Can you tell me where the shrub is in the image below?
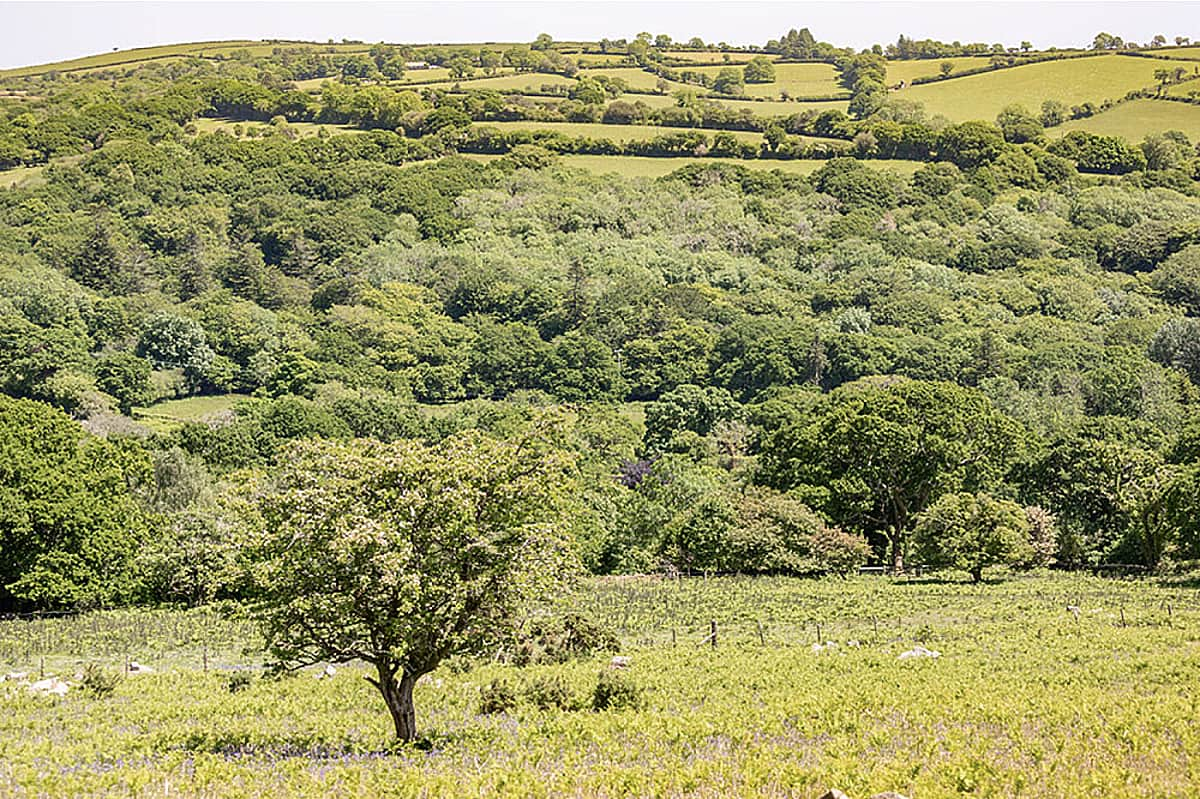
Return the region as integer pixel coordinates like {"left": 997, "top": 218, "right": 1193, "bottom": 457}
{"left": 509, "top": 613, "right": 620, "bottom": 666}
{"left": 479, "top": 678, "right": 518, "bottom": 714}
{"left": 593, "top": 669, "right": 642, "bottom": 711}
{"left": 525, "top": 674, "right": 575, "bottom": 711}
{"left": 225, "top": 672, "right": 254, "bottom": 693}
{"left": 80, "top": 663, "right": 121, "bottom": 698}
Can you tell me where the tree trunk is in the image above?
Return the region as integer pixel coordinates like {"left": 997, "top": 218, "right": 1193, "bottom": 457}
{"left": 373, "top": 664, "right": 419, "bottom": 742}
{"left": 890, "top": 538, "right": 904, "bottom": 574}
{"left": 970, "top": 566, "right": 983, "bottom": 583}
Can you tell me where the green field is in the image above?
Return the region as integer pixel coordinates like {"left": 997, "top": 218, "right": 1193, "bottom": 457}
{"left": 585, "top": 66, "right": 698, "bottom": 94}
{"left": 0, "top": 164, "right": 47, "bottom": 189}
{"left": 427, "top": 72, "right": 578, "bottom": 92}
{"left": 1151, "top": 46, "right": 1200, "bottom": 60}
{"left": 899, "top": 53, "right": 1197, "bottom": 121}
{"left": 1050, "top": 98, "right": 1200, "bottom": 139}
{"left": 131, "top": 394, "right": 249, "bottom": 432}
{"left": 548, "top": 154, "right": 924, "bottom": 178}
{"left": 192, "top": 117, "right": 361, "bottom": 138}
{"left": 884, "top": 56, "right": 996, "bottom": 84}
{"left": 691, "top": 62, "right": 844, "bottom": 99}
{"left": 2, "top": 573, "right": 1197, "bottom": 798}
{"left": 708, "top": 97, "right": 851, "bottom": 117}
{"left": 472, "top": 120, "right": 764, "bottom": 144}
{"left": 663, "top": 50, "right": 779, "bottom": 64}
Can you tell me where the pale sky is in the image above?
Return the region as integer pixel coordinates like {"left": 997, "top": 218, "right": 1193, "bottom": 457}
{"left": 3, "top": 1, "right": 1199, "bottom": 70}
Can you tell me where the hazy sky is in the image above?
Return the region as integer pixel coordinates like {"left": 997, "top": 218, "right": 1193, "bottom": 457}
{"left": 4, "top": 1, "right": 1199, "bottom": 70}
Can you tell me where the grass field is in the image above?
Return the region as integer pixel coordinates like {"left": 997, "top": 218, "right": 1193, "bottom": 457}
{"left": 662, "top": 50, "right": 779, "bottom": 64}
{"left": 0, "top": 164, "right": 47, "bottom": 189}
{"left": 2, "top": 573, "right": 1198, "bottom": 797}
{"left": 131, "top": 394, "right": 248, "bottom": 432}
{"left": 548, "top": 154, "right": 924, "bottom": 178}
{"left": 426, "top": 72, "right": 578, "bottom": 92}
{"left": 690, "top": 62, "right": 844, "bottom": 99}
{"left": 192, "top": 117, "right": 361, "bottom": 138}
{"left": 1151, "top": 46, "right": 1200, "bottom": 60}
{"left": 585, "top": 66, "right": 699, "bottom": 94}
{"left": 1050, "top": 98, "right": 1200, "bottom": 139}
{"left": 884, "top": 56, "right": 996, "bottom": 85}
{"left": 708, "top": 97, "right": 851, "bottom": 117}
{"left": 898, "top": 53, "right": 1198, "bottom": 121}
{"left": 1164, "top": 75, "right": 1200, "bottom": 96}
{"left": 472, "top": 120, "right": 765, "bottom": 144}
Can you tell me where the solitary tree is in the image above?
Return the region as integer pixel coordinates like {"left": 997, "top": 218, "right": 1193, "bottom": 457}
{"left": 245, "top": 427, "right": 578, "bottom": 741}
{"left": 914, "top": 492, "right": 1032, "bottom": 582}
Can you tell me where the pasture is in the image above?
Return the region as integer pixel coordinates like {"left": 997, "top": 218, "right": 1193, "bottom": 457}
{"left": 897, "top": 54, "right": 1196, "bottom": 121}
{"left": 426, "top": 72, "right": 578, "bottom": 92}
{"left": 1050, "top": 99, "right": 1200, "bottom": 140}
{"left": 470, "top": 120, "right": 765, "bottom": 144}
{"left": 691, "top": 62, "right": 844, "bottom": 99}
{"left": 1, "top": 573, "right": 1197, "bottom": 798}
{"left": 548, "top": 154, "right": 924, "bottom": 178}
{"left": 585, "top": 66, "right": 698, "bottom": 93}
{"left": 884, "top": 56, "right": 996, "bottom": 85}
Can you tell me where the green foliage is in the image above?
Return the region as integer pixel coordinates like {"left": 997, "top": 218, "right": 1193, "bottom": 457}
{"left": 244, "top": 423, "right": 579, "bottom": 739}
{"left": 79, "top": 662, "right": 121, "bottom": 698}
{"left": 478, "top": 678, "right": 518, "bottom": 714}
{"left": 759, "top": 380, "right": 1024, "bottom": 570}
{"left": 914, "top": 491, "right": 1033, "bottom": 581}
{"left": 524, "top": 673, "right": 576, "bottom": 711}
{"left": 592, "top": 668, "right": 641, "bottom": 711}
{"left": 0, "top": 396, "right": 153, "bottom": 609}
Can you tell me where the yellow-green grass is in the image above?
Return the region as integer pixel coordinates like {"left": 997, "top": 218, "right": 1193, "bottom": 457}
{"left": 1151, "top": 46, "right": 1200, "bottom": 59}
{"left": 426, "top": 73, "right": 578, "bottom": 92}
{"left": 884, "top": 56, "right": 997, "bottom": 84}
{"left": 471, "top": 120, "right": 763, "bottom": 144}
{"left": 0, "top": 164, "right": 47, "bottom": 189}
{"left": 689, "top": 62, "right": 843, "bottom": 99}
{"left": 1049, "top": 98, "right": 1200, "bottom": 140}
{"left": 897, "top": 53, "right": 1198, "bottom": 121}
{"left": 552, "top": 154, "right": 923, "bottom": 178}
{"left": 131, "top": 393, "right": 248, "bottom": 432}
{"left": 192, "top": 117, "right": 361, "bottom": 138}
{"left": 662, "top": 50, "right": 779, "bottom": 64}
{"left": 616, "top": 92, "right": 678, "bottom": 108}
{"left": 708, "top": 97, "right": 851, "bottom": 117}
{"left": 576, "top": 53, "right": 632, "bottom": 66}
{"left": 7, "top": 574, "right": 1193, "bottom": 797}
{"left": 585, "top": 66, "right": 697, "bottom": 93}
{"left": 1165, "top": 75, "right": 1200, "bottom": 96}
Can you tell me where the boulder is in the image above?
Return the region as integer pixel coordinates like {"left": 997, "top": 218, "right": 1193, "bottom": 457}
{"left": 897, "top": 645, "right": 940, "bottom": 660}
{"left": 870, "top": 793, "right": 911, "bottom": 799}
{"left": 610, "top": 656, "right": 631, "bottom": 668}
{"left": 819, "top": 790, "right": 852, "bottom": 799}
{"left": 128, "top": 661, "right": 154, "bottom": 674}
{"left": 28, "top": 677, "right": 69, "bottom": 696}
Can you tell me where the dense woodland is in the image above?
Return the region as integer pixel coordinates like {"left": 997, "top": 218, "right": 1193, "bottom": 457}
{"left": 6, "top": 30, "right": 1200, "bottom": 611}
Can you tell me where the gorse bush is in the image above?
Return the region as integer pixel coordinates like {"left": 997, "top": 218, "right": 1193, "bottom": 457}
{"left": 478, "top": 678, "right": 518, "bottom": 715}
{"left": 79, "top": 663, "right": 121, "bottom": 698}
{"left": 592, "top": 669, "right": 642, "bottom": 711}
{"left": 524, "top": 674, "right": 576, "bottom": 711}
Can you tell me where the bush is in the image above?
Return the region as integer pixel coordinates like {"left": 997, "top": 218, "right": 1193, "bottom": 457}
{"left": 524, "top": 674, "right": 575, "bottom": 711}
{"left": 478, "top": 678, "right": 518, "bottom": 714}
{"left": 80, "top": 663, "right": 121, "bottom": 698}
{"left": 592, "top": 669, "right": 642, "bottom": 711}
{"left": 225, "top": 672, "right": 254, "bottom": 693}
{"left": 509, "top": 613, "right": 620, "bottom": 666}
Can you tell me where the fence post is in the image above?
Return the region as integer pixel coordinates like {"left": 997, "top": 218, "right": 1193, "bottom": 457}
{"left": 710, "top": 620, "right": 717, "bottom": 649}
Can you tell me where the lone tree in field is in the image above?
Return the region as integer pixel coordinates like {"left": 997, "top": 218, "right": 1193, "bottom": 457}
{"left": 914, "top": 491, "right": 1032, "bottom": 582}
{"left": 245, "top": 427, "right": 578, "bottom": 742}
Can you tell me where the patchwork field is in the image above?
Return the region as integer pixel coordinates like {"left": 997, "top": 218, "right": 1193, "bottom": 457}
{"left": 898, "top": 54, "right": 1196, "bottom": 121}
{"left": 691, "top": 62, "right": 845, "bottom": 99}
{"left": 469, "top": 120, "right": 765, "bottom": 144}
{"left": 1, "top": 574, "right": 1197, "bottom": 798}
{"left": 1050, "top": 98, "right": 1200, "bottom": 139}
{"left": 884, "top": 56, "right": 996, "bottom": 84}
{"left": 426, "top": 72, "right": 578, "bottom": 92}
{"left": 548, "top": 154, "right": 925, "bottom": 178}
{"left": 662, "top": 50, "right": 778, "bottom": 64}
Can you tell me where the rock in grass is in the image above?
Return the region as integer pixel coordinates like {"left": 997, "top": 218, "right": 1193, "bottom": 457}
{"left": 819, "top": 790, "right": 852, "bottom": 799}
{"left": 897, "top": 645, "right": 940, "bottom": 660}
{"left": 870, "top": 793, "right": 911, "bottom": 799}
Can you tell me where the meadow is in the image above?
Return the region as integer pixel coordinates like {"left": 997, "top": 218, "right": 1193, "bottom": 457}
{"left": 1050, "top": 98, "right": 1200, "bottom": 140}
{"left": 1, "top": 573, "right": 1198, "bottom": 798}
{"left": 470, "top": 120, "right": 766, "bottom": 144}
{"left": 898, "top": 54, "right": 1196, "bottom": 121}
{"left": 690, "top": 63, "right": 844, "bottom": 99}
